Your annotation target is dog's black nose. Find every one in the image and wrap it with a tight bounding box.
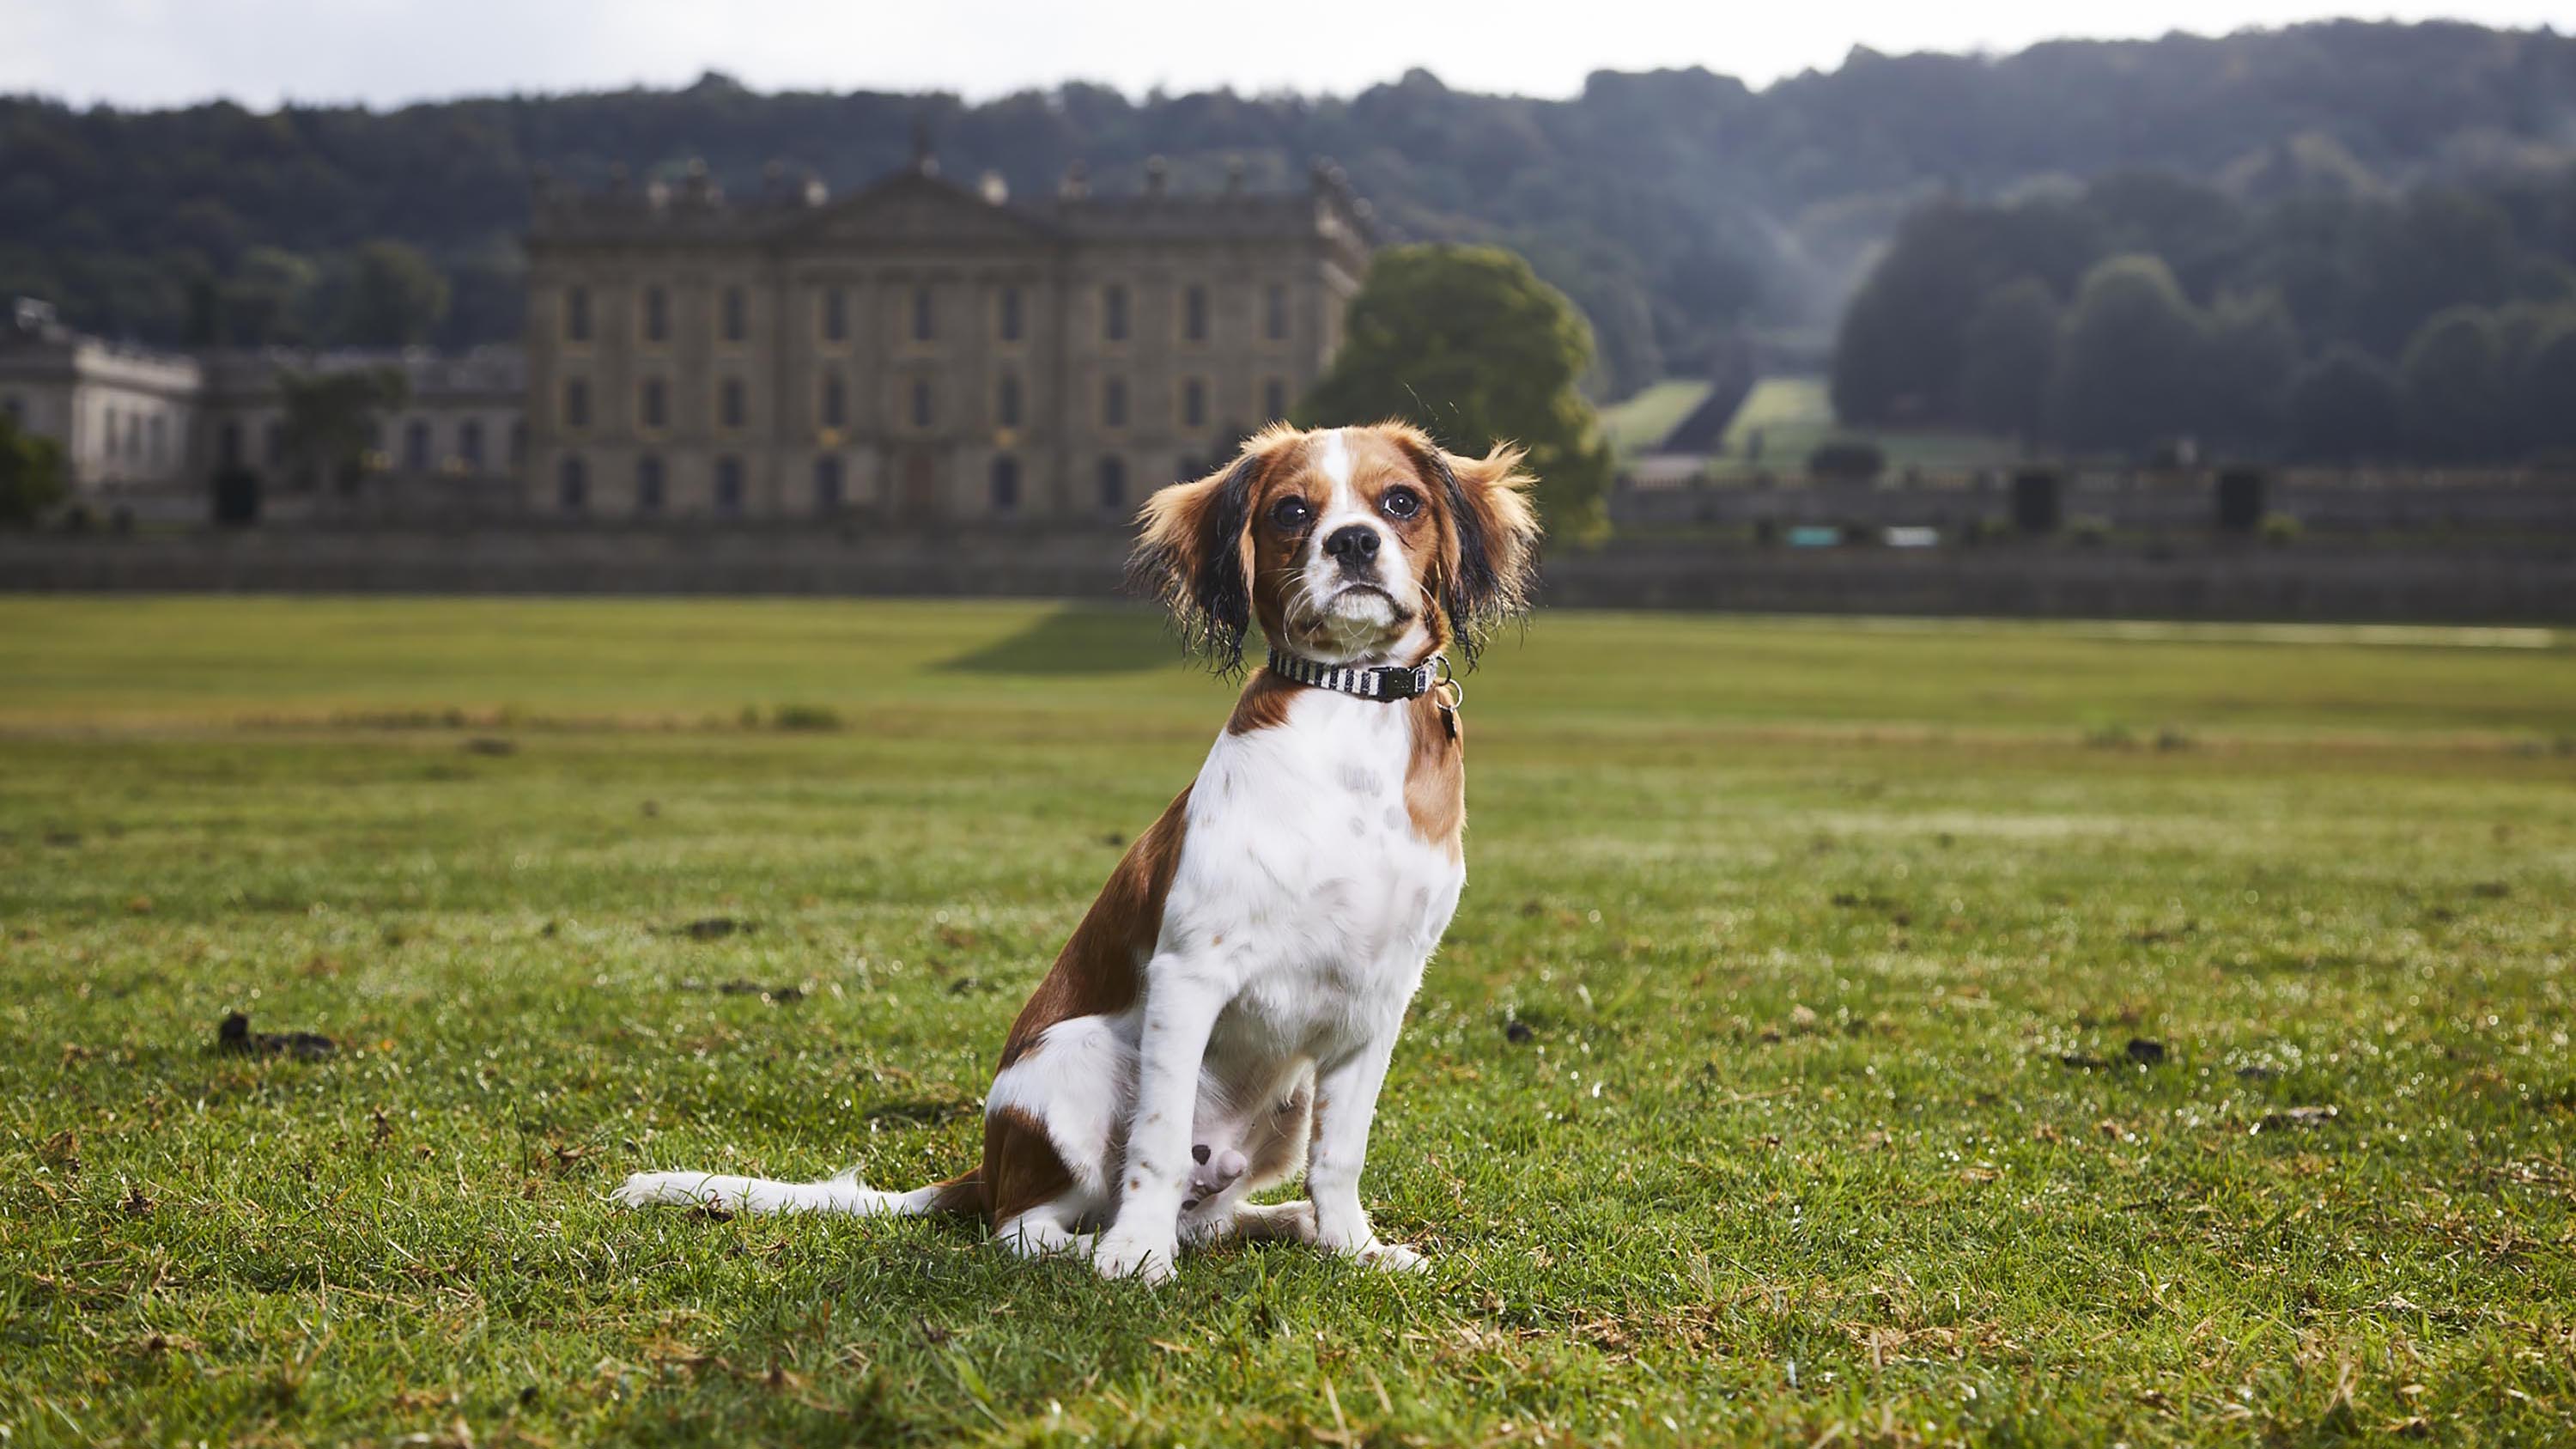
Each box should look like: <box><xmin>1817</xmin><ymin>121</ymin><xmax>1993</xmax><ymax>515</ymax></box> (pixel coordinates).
<box><xmin>1323</xmin><ymin>525</ymin><xmax>1381</xmax><ymax>568</ymax></box>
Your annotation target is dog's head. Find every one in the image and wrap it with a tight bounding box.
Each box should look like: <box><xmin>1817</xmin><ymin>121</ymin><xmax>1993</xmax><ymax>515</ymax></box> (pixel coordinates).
<box><xmin>1130</xmin><ymin>423</ymin><xmax>1541</xmax><ymax>673</ymax></box>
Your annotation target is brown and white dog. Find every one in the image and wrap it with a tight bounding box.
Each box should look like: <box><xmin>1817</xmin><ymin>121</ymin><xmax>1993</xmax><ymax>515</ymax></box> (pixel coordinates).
<box><xmin>617</xmin><ymin>422</ymin><xmax>1540</xmax><ymax>1283</ymax></box>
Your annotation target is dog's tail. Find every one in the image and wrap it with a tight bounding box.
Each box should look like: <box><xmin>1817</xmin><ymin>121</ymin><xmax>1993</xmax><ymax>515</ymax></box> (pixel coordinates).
<box><xmin>614</xmin><ymin>1165</ymin><xmax>983</xmax><ymax>1219</ymax></box>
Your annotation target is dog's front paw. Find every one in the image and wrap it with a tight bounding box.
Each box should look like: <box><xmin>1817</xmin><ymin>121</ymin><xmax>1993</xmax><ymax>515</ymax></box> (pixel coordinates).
<box><xmin>1350</xmin><ymin>1239</ymin><xmax>1430</xmax><ymax>1274</ymax></box>
<box><xmin>1090</xmin><ymin>1228</ymin><xmax>1177</xmax><ymax>1286</ymax></box>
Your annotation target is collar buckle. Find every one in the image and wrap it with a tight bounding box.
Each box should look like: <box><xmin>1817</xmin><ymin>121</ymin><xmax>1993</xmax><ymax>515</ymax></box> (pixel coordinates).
<box><xmin>1376</xmin><ymin>661</ymin><xmax>1434</xmax><ymax>702</ymax></box>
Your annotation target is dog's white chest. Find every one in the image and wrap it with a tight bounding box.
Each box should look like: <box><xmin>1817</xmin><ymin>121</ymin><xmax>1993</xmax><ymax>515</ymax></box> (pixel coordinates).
<box><xmin>1168</xmin><ymin>688</ymin><xmax>1463</xmax><ymax>1058</ymax></box>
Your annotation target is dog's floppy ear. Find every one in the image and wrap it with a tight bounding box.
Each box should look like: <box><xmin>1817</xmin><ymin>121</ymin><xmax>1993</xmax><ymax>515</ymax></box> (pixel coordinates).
<box><xmin>1404</xmin><ymin>435</ymin><xmax>1542</xmax><ymax>669</ymax></box>
<box><xmin>1127</xmin><ymin>448</ymin><xmax>1266</xmax><ymax>673</ymax></box>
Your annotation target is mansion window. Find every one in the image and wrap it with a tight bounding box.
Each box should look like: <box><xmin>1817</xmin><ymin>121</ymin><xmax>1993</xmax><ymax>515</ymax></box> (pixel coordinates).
<box><xmin>459</xmin><ymin>419</ymin><xmax>484</xmax><ymax>466</ymax></box>
<box><xmin>264</xmin><ymin>420</ymin><xmax>285</xmax><ymax>466</ymax></box>
<box><xmin>1181</xmin><ymin>377</ymin><xmax>1207</xmax><ymax>429</ymax></box>
<box><xmin>720</xmin><ymin>377</ymin><xmax>746</xmax><ymax>429</ymax></box>
<box><xmin>990</xmin><ymin>454</ymin><xmax>1020</xmax><ymax>514</ymax></box>
<box><xmin>557</xmin><ymin>454</ymin><xmax>587</xmax><ymax>511</ymax></box>
<box><xmin>912</xmin><ymin>286</ymin><xmax>935</xmax><ymax>344</ymax></box>
<box><xmin>563</xmin><ymin>379</ymin><xmax>591</xmax><ymax>430</ymax></box>
<box><xmin>998</xmin><ymin>285</ymin><xmax>1024</xmax><ymax>344</ymax></box>
<box><xmin>1182</xmin><ymin>284</ymin><xmax>1209</xmax><ymax>344</ymax></box>
<box><xmin>721</xmin><ymin>285</ymin><xmax>748</xmax><ymax>344</ymax></box>
<box><xmin>510</xmin><ymin>420</ymin><xmax>527</xmax><ymax>465</ymax></box>
<box><xmin>1</xmin><ymin>393</ymin><xmax>19</xmax><ymax>423</ymax></box>
<box><xmin>218</xmin><ymin>421</ymin><xmax>242</xmax><ymax>467</ymax></box>
<box><xmin>996</xmin><ymin>373</ymin><xmax>1022</xmax><ymax>429</ymax></box>
<box><xmin>404</xmin><ymin>420</ymin><xmax>430</xmax><ymax>470</ymax></box>
<box><xmin>565</xmin><ymin>286</ymin><xmax>592</xmax><ymax>343</ymax></box>
<box><xmin>1103</xmin><ymin>284</ymin><xmax>1129</xmax><ymax>343</ymax></box>
<box><xmin>823</xmin><ymin>288</ymin><xmax>848</xmax><ymax>344</ymax></box>
<box><xmin>149</xmin><ymin>414</ymin><xmax>166</xmax><ymax>466</ymax></box>
<box><xmin>1265</xmin><ymin>283</ymin><xmax>1289</xmax><ymax>342</ymax></box>
<box><xmin>821</xmin><ymin>372</ymin><xmax>847</xmax><ymax>429</ymax></box>
<box><xmin>815</xmin><ymin>455</ymin><xmax>845</xmax><ymax>512</ymax></box>
<box><xmin>1102</xmin><ymin>375</ymin><xmax>1127</xmax><ymax>429</ymax></box>
<box><xmin>643</xmin><ymin>286</ymin><xmax>669</xmax><ymax>344</ymax></box>
<box><xmin>910</xmin><ymin>378</ymin><xmax>935</xmax><ymax>429</ymax></box>
<box><xmin>715</xmin><ymin>455</ymin><xmax>745</xmax><ymax>514</ymax></box>
<box><xmin>636</xmin><ymin>454</ymin><xmax>665</xmax><ymax>512</ymax></box>
<box><xmin>102</xmin><ymin>406</ymin><xmax>117</xmax><ymax>458</ymax></box>
<box><xmin>641</xmin><ymin>377</ymin><xmax>668</xmax><ymax>430</ymax></box>
<box><xmin>1097</xmin><ymin>454</ymin><xmax>1126</xmax><ymax>510</ymax></box>
<box><xmin>1263</xmin><ymin>377</ymin><xmax>1288</xmax><ymax>421</ymax></box>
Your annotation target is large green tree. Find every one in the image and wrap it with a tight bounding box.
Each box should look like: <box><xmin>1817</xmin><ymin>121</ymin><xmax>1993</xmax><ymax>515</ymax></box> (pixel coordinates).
<box><xmin>1954</xmin><ymin>277</ymin><xmax>2061</xmax><ymax>444</ymax></box>
<box><xmin>1831</xmin><ymin>198</ymin><xmax>2097</xmax><ymax>426</ymax></box>
<box><xmin>277</xmin><ymin>367</ymin><xmax>410</xmax><ymax>492</ymax></box>
<box><xmin>0</xmin><ymin>411</ymin><xmax>70</xmax><ymax>525</ymax></box>
<box><xmin>2195</xmin><ymin>290</ymin><xmax>2302</xmax><ymax>451</ymax></box>
<box><xmin>336</xmin><ymin>240</ymin><xmax>451</xmax><ymax>348</ymax></box>
<box><xmin>1298</xmin><ymin>244</ymin><xmax>1615</xmax><ymax>541</ymax></box>
<box><xmin>2049</xmin><ymin>254</ymin><xmax>2208</xmax><ymax>453</ymax></box>
<box><xmin>2285</xmin><ymin>345</ymin><xmax>2406</xmax><ymax>462</ymax></box>
<box><xmin>2398</xmin><ymin>307</ymin><xmax>2506</xmax><ymax>460</ymax></box>
<box><xmin>2514</xmin><ymin>311</ymin><xmax>2576</xmax><ymax>456</ymax></box>
<box><xmin>221</xmin><ymin>247</ymin><xmax>322</xmax><ymax>346</ymax></box>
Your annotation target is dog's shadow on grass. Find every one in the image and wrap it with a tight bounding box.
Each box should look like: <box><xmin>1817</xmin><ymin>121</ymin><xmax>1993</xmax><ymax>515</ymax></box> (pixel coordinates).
<box><xmin>936</xmin><ymin>606</ymin><xmax>1178</xmax><ymax>676</ymax></box>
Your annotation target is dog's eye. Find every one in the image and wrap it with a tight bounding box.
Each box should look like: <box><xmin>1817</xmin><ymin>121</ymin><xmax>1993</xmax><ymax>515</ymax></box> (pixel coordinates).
<box><xmin>1380</xmin><ymin>486</ymin><xmax>1421</xmax><ymax>520</ymax></box>
<box><xmin>1269</xmin><ymin>496</ymin><xmax>1312</xmax><ymax>529</ymax></box>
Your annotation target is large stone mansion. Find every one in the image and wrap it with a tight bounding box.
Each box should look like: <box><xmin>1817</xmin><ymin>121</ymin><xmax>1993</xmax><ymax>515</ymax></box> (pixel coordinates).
<box><xmin>0</xmin><ymin>155</ymin><xmax>1374</xmax><ymax>525</ymax></box>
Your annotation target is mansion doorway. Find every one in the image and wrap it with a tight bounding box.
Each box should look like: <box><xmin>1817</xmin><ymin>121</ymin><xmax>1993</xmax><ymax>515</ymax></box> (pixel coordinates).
<box><xmin>897</xmin><ymin>449</ymin><xmax>940</xmax><ymax>524</ymax></box>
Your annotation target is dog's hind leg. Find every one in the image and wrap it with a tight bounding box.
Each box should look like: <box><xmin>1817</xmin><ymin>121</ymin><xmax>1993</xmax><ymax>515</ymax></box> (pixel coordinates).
<box><xmin>615</xmin><ymin>1166</ymin><xmax>979</xmax><ymax>1218</ymax></box>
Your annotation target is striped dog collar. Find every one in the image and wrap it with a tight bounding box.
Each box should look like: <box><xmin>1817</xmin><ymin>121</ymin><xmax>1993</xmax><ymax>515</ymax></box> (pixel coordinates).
<box><xmin>1266</xmin><ymin>648</ymin><xmax>1445</xmax><ymax>703</ymax></box>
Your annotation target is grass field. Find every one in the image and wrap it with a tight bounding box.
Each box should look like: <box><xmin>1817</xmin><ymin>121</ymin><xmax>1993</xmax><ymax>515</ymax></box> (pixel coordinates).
<box><xmin>4</xmin><ymin>598</ymin><xmax>2574</xmax><ymax>1446</ymax></box>
<box><xmin>1601</xmin><ymin>380</ymin><xmax>1716</xmax><ymax>460</ymax></box>
<box><xmin>1599</xmin><ymin>375</ymin><xmax>2025</xmax><ymax>481</ymax></box>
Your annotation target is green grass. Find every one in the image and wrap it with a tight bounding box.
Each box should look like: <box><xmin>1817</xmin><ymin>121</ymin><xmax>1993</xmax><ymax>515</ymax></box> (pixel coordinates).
<box><xmin>1601</xmin><ymin>379</ymin><xmax>1716</xmax><ymax>459</ymax></box>
<box><xmin>1599</xmin><ymin>372</ymin><xmax>2029</xmax><ymax>481</ymax></box>
<box><xmin>1704</xmin><ymin>376</ymin><xmax>2022</xmax><ymax>481</ymax></box>
<box><xmin>3</xmin><ymin>597</ymin><xmax>2574</xmax><ymax>1446</ymax></box>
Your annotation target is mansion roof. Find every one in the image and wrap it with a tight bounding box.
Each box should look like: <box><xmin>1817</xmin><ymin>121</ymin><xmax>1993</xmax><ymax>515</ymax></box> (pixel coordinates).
<box><xmin>528</xmin><ymin>158</ymin><xmax>1376</xmax><ymax>259</ymax></box>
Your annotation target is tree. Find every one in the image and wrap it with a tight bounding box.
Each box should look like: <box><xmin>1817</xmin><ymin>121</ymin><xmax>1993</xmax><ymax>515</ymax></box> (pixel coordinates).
<box><xmin>2050</xmin><ymin>254</ymin><xmax>2207</xmax><ymax>454</ymax></box>
<box><xmin>1955</xmin><ymin>277</ymin><xmax>2061</xmax><ymax>444</ymax></box>
<box><xmin>0</xmin><ymin>411</ymin><xmax>70</xmax><ymax>525</ymax></box>
<box><xmin>278</xmin><ymin>366</ymin><xmax>410</xmax><ymax>493</ymax></box>
<box><xmin>1298</xmin><ymin>244</ymin><xmax>1615</xmax><ymax>541</ymax></box>
<box><xmin>336</xmin><ymin>240</ymin><xmax>450</xmax><ymax>348</ymax></box>
<box><xmin>1831</xmin><ymin>198</ymin><xmax>2096</xmax><ymax>426</ymax></box>
<box><xmin>2398</xmin><ymin>307</ymin><xmax>2505</xmax><ymax>460</ymax></box>
<box><xmin>2513</xmin><ymin>312</ymin><xmax>2576</xmax><ymax>456</ymax></box>
<box><xmin>2285</xmin><ymin>345</ymin><xmax>2405</xmax><ymax>462</ymax></box>
<box><xmin>220</xmin><ymin>247</ymin><xmax>321</xmax><ymax>346</ymax></box>
<box><xmin>2194</xmin><ymin>290</ymin><xmax>2301</xmax><ymax>453</ymax></box>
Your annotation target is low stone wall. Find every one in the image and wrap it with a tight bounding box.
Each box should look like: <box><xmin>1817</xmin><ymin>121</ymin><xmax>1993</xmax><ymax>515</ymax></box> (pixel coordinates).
<box><xmin>3</xmin><ymin>527</ymin><xmax>2572</xmax><ymax>624</ymax></box>
<box><xmin>0</xmin><ymin>526</ymin><xmax>1134</xmax><ymax>600</ymax></box>
<box><xmin>1540</xmin><ymin>539</ymin><xmax>2576</xmax><ymax>623</ymax></box>
<box><xmin>1611</xmin><ymin>473</ymin><xmax>2576</xmax><ymax>535</ymax></box>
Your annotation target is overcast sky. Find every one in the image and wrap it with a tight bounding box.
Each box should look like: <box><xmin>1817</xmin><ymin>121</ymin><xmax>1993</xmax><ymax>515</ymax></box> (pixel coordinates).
<box><xmin>8</xmin><ymin>0</ymin><xmax>2567</xmax><ymax>110</ymax></box>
